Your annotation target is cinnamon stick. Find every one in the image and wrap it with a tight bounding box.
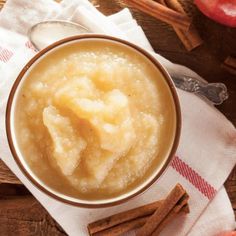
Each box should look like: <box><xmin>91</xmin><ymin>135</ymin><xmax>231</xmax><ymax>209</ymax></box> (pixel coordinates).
<box><xmin>136</xmin><ymin>184</ymin><xmax>186</xmax><ymax>236</ymax></box>
<box><xmin>158</xmin><ymin>0</ymin><xmax>166</xmax><ymax>4</ymax></box>
<box><xmin>151</xmin><ymin>194</ymin><xmax>189</xmax><ymax>235</ymax></box>
<box><xmin>88</xmin><ymin>184</ymin><xmax>189</xmax><ymax>236</ymax></box>
<box><xmin>161</xmin><ymin>0</ymin><xmax>203</xmax><ymax>51</ymax></box>
<box><xmin>91</xmin><ymin>206</ymin><xmax>189</xmax><ymax>236</ymax></box>
<box><xmin>88</xmin><ymin>200</ymin><xmax>163</xmax><ymax>235</ymax></box>
<box><xmin>92</xmin><ymin>216</ymin><xmax>148</xmax><ymax>236</ymax></box>
<box><xmin>124</xmin><ymin>0</ymin><xmax>191</xmax><ymax>31</ymax></box>
<box><xmin>222</xmin><ymin>56</ymin><xmax>236</xmax><ymax>76</ymax></box>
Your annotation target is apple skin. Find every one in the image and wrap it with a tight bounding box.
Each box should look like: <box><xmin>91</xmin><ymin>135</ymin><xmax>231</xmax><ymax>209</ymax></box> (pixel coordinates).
<box><xmin>194</xmin><ymin>0</ymin><xmax>236</xmax><ymax>27</ymax></box>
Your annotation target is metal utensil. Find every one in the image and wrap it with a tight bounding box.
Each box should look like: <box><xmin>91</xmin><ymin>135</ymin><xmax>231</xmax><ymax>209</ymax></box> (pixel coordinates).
<box><xmin>28</xmin><ymin>20</ymin><xmax>90</xmax><ymax>50</ymax></box>
<box><xmin>172</xmin><ymin>74</ymin><xmax>228</xmax><ymax>105</ymax></box>
<box><xmin>28</xmin><ymin>20</ymin><xmax>229</xmax><ymax>105</ymax></box>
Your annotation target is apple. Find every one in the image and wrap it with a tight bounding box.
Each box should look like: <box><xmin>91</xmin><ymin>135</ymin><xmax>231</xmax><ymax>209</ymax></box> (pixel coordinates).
<box><xmin>218</xmin><ymin>232</ymin><xmax>236</xmax><ymax>236</ymax></box>
<box><xmin>194</xmin><ymin>0</ymin><xmax>236</xmax><ymax>27</ymax></box>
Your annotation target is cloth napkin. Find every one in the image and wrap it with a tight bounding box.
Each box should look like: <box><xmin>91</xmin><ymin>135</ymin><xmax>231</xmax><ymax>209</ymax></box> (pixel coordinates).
<box><xmin>0</xmin><ymin>0</ymin><xmax>236</xmax><ymax>235</ymax></box>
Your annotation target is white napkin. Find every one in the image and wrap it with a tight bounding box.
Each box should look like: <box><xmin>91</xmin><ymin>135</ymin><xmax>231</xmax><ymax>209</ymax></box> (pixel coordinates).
<box><xmin>0</xmin><ymin>0</ymin><xmax>235</xmax><ymax>235</ymax></box>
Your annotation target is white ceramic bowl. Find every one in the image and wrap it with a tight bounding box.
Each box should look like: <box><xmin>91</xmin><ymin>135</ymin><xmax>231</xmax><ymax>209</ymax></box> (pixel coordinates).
<box><xmin>6</xmin><ymin>35</ymin><xmax>181</xmax><ymax>208</ymax></box>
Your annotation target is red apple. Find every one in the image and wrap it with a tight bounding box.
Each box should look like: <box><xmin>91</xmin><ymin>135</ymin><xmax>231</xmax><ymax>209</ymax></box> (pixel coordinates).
<box><xmin>218</xmin><ymin>232</ymin><xmax>236</xmax><ymax>236</ymax></box>
<box><xmin>194</xmin><ymin>0</ymin><xmax>236</xmax><ymax>27</ymax></box>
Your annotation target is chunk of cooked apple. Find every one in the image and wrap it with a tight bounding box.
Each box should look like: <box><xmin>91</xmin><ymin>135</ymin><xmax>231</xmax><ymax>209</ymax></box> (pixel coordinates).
<box><xmin>43</xmin><ymin>106</ymin><xmax>87</xmax><ymax>176</ymax></box>
<box><xmin>55</xmin><ymin>86</ymin><xmax>136</xmax><ymax>152</ymax></box>
<box><xmin>53</xmin><ymin>76</ymin><xmax>136</xmax><ymax>182</ymax></box>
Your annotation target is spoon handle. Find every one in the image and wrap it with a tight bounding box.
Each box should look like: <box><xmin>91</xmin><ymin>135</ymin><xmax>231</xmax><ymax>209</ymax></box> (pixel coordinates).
<box><xmin>172</xmin><ymin>75</ymin><xmax>229</xmax><ymax>105</ymax></box>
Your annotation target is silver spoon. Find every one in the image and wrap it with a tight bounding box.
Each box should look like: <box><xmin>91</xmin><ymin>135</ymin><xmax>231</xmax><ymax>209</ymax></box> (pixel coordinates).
<box><xmin>28</xmin><ymin>20</ymin><xmax>90</xmax><ymax>50</ymax></box>
<box><xmin>28</xmin><ymin>20</ymin><xmax>229</xmax><ymax>105</ymax></box>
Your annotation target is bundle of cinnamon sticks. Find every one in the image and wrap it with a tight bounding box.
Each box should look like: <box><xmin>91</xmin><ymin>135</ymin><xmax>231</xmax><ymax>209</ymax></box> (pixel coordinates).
<box><xmin>88</xmin><ymin>184</ymin><xmax>189</xmax><ymax>236</ymax></box>
<box><xmin>124</xmin><ymin>0</ymin><xmax>203</xmax><ymax>51</ymax></box>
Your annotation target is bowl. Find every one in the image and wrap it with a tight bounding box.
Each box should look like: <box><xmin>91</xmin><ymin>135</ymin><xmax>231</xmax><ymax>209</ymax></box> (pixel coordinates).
<box><xmin>6</xmin><ymin>35</ymin><xmax>181</xmax><ymax>208</ymax></box>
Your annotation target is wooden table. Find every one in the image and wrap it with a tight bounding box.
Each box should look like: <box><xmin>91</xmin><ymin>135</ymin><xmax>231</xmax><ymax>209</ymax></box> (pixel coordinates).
<box><xmin>0</xmin><ymin>0</ymin><xmax>235</xmax><ymax>235</ymax></box>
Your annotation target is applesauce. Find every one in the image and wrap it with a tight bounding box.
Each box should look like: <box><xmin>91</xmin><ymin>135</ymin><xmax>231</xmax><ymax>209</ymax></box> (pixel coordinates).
<box><xmin>14</xmin><ymin>39</ymin><xmax>176</xmax><ymax>200</ymax></box>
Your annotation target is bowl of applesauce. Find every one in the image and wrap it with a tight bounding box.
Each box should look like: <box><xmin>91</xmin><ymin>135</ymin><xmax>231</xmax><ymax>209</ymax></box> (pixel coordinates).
<box><xmin>6</xmin><ymin>35</ymin><xmax>181</xmax><ymax>207</ymax></box>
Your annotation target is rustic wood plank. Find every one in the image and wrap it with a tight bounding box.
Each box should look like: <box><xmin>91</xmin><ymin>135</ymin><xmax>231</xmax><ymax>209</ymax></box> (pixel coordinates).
<box><xmin>0</xmin><ymin>160</ymin><xmax>22</xmax><ymax>184</ymax></box>
<box><xmin>0</xmin><ymin>183</ymin><xmax>29</xmax><ymax>196</ymax></box>
<box><xmin>0</xmin><ymin>193</ymin><xmax>66</xmax><ymax>236</ymax></box>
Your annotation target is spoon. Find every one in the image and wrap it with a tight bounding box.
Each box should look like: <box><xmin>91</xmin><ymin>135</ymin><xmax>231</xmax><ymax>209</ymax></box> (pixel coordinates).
<box><xmin>28</xmin><ymin>20</ymin><xmax>229</xmax><ymax>105</ymax></box>
<box><xmin>28</xmin><ymin>20</ymin><xmax>90</xmax><ymax>50</ymax></box>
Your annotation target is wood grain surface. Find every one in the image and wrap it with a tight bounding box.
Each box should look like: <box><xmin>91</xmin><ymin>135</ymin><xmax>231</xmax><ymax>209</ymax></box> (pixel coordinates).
<box><xmin>0</xmin><ymin>0</ymin><xmax>235</xmax><ymax>235</ymax></box>
<box><xmin>0</xmin><ymin>161</ymin><xmax>21</xmax><ymax>185</ymax></box>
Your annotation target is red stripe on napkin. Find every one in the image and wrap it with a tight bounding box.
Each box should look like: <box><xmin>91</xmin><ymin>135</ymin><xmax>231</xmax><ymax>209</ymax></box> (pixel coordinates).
<box><xmin>25</xmin><ymin>41</ymin><xmax>38</xmax><ymax>52</ymax></box>
<box><xmin>0</xmin><ymin>47</ymin><xmax>13</xmax><ymax>62</ymax></box>
<box><xmin>171</xmin><ymin>156</ymin><xmax>217</xmax><ymax>199</ymax></box>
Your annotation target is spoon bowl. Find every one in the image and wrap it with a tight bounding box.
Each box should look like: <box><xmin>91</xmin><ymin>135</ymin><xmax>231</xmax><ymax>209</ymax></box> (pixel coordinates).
<box><xmin>28</xmin><ymin>20</ymin><xmax>90</xmax><ymax>50</ymax></box>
